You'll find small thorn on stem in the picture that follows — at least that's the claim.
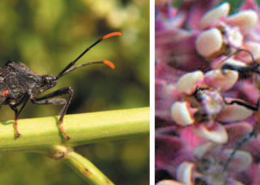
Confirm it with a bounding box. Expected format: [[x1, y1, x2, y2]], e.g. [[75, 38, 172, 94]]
[[58, 120, 70, 141]]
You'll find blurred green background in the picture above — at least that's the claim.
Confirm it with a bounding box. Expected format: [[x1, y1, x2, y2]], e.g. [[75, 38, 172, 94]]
[[0, 0, 149, 184]]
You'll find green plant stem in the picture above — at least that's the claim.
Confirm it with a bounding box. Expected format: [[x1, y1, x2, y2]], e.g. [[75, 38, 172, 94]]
[[64, 150, 114, 185], [0, 107, 149, 184], [0, 107, 149, 153]]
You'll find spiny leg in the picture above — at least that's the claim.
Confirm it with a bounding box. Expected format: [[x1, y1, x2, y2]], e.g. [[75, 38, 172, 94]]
[[31, 87, 74, 140], [10, 106, 20, 137], [10, 95, 30, 137]]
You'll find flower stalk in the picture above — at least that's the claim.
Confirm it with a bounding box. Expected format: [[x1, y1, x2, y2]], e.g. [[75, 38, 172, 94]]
[[64, 150, 115, 185]]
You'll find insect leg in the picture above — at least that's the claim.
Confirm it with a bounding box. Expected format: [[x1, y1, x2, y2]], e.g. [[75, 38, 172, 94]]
[[223, 98, 259, 171], [221, 63, 260, 74], [31, 87, 73, 140], [224, 99, 258, 111], [9, 95, 30, 137], [223, 131, 256, 171], [221, 48, 259, 73]]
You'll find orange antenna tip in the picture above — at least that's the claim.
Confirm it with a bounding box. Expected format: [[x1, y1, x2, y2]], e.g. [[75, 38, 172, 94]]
[[103, 60, 115, 69], [103, 32, 121, 39]]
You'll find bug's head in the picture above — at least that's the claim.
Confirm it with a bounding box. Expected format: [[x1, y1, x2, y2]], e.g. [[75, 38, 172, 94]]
[[41, 75, 58, 87]]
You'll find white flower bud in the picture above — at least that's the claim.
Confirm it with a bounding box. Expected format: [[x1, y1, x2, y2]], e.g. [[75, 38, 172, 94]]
[[204, 69, 238, 91], [200, 2, 230, 28], [227, 10, 258, 33], [176, 162, 195, 185], [196, 28, 223, 57], [171, 101, 194, 126], [193, 124, 228, 143], [176, 70, 204, 95], [218, 101, 253, 122]]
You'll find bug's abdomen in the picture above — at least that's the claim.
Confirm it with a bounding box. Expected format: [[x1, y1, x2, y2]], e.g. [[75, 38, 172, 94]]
[[0, 82, 9, 104], [3, 72, 26, 99]]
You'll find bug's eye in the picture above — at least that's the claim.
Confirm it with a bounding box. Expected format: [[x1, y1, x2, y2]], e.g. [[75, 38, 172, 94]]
[[42, 75, 56, 84]]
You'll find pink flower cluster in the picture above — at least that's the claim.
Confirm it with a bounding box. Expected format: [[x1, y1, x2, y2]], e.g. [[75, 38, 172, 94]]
[[155, 0, 260, 184]]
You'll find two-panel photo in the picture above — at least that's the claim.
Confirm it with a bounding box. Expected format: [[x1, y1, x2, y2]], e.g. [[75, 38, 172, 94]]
[[0, 0, 258, 185]]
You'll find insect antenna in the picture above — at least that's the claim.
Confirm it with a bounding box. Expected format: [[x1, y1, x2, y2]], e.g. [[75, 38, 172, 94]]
[[62, 60, 115, 75], [56, 32, 121, 79]]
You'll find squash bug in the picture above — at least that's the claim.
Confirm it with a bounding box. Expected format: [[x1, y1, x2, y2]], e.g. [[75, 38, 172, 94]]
[[221, 49, 260, 171], [0, 32, 121, 140]]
